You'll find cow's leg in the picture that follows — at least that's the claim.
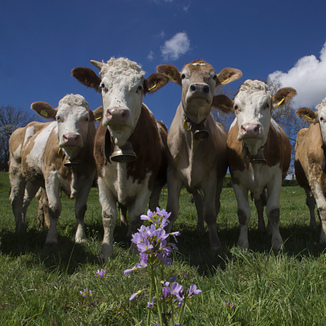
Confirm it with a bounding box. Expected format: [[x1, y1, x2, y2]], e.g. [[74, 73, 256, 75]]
[[74, 178, 93, 243], [166, 170, 182, 233], [148, 180, 163, 211], [203, 176, 220, 250], [23, 181, 41, 219], [35, 187, 50, 229], [9, 168, 26, 233], [233, 184, 251, 249], [193, 190, 205, 233], [304, 189, 317, 230], [310, 182, 326, 243], [44, 173, 61, 244], [98, 177, 118, 260], [119, 204, 128, 226], [254, 197, 266, 232], [128, 186, 152, 237], [266, 179, 283, 250]]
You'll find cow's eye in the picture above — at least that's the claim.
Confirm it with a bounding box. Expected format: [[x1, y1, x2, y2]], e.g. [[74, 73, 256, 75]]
[[100, 82, 108, 92], [136, 85, 143, 93], [56, 116, 62, 122], [320, 117, 324, 122], [181, 73, 186, 79], [234, 105, 239, 111], [264, 103, 270, 109]]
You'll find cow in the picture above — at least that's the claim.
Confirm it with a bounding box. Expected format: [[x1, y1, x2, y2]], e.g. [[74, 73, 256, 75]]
[[213, 79, 296, 250], [156, 59, 242, 250], [9, 94, 101, 245], [71, 57, 169, 260], [295, 98, 326, 242]]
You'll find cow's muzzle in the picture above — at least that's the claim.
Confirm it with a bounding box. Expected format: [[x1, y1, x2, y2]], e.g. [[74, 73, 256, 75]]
[[105, 107, 130, 125], [240, 123, 261, 139]]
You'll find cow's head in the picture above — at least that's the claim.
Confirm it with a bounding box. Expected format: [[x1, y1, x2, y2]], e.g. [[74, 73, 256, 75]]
[[157, 59, 242, 125], [31, 94, 101, 161], [213, 79, 296, 156], [72, 58, 169, 150], [296, 98, 326, 170], [296, 98, 326, 143]]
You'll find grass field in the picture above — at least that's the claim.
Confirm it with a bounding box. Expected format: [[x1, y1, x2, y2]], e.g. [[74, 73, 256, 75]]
[[1, 171, 326, 325]]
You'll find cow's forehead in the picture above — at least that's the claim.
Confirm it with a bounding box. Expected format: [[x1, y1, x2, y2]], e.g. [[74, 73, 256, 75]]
[[236, 79, 271, 104], [316, 98, 326, 115], [57, 94, 89, 115], [99, 57, 145, 83], [182, 59, 215, 74]]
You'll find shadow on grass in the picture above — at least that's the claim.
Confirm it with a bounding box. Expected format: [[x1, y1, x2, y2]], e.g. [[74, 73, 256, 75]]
[[170, 223, 326, 275], [1, 219, 325, 276]]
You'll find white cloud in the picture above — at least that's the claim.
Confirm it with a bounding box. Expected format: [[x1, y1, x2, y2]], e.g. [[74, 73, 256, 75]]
[[268, 42, 326, 108], [161, 32, 190, 61], [147, 51, 154, 60]]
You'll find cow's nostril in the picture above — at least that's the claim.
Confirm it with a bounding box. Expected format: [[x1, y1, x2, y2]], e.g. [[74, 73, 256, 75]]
[[203, 85, 209, 93], [190, 85, 196, 92]]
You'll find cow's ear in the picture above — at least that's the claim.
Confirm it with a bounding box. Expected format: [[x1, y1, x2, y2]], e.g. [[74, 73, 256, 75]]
[[272, 87, 297, 108], [156, 64, 181, 85], [144, 73, 170, 94], [216, 68, 242, 86], [31, 102, 57, 120], [91, 106, 103, 121], [212, 95, 234, 113], [295, 107, 317, 123], [71, 67, 101, 92]]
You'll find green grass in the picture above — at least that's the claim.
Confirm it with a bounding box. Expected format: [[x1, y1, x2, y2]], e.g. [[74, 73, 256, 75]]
[[1, 171, 326, 325]]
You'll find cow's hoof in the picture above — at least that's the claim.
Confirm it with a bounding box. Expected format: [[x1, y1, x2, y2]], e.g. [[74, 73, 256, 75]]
[[99, 243, 113, 261]]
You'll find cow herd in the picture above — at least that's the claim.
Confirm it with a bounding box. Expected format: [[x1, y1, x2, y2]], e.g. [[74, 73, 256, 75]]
[[7, 57, 326, 260]]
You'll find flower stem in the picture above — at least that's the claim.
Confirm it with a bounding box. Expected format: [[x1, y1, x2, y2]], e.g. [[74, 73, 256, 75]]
[[147, 266, 154, 326], [153, 270, 164, 326]]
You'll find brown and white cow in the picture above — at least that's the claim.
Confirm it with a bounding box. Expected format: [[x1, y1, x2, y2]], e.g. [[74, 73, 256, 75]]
[[9, 94, 100, 244], [214, 80, 296, 250], [71, 57, 169, 260], [295, 98, 326, 242], [156, 59, 242, 250]]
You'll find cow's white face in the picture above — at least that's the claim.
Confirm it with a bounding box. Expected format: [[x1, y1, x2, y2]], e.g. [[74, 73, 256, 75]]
[[233, 80, 273, 156], [55, 94, 91, 160], [317, 99, 326, 144], [98, 58, 145, 146], [181, 62, 217, 124]]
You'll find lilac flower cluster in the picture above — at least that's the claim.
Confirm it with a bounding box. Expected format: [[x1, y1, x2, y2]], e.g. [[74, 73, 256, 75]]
[[124, 208, 180, 275], [79, 288, 92, 298], [162, 280, 202, 305]]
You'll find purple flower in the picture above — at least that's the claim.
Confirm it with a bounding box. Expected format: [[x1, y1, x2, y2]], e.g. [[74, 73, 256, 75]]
[[129, 290, 142, 301], [95, 269, 107, 279], [224, 301, 235, 310], [147, 296, 155, 308], [79, 288, 92, 298], [170, 282, 184, 301], [187, 284, 202, 297]]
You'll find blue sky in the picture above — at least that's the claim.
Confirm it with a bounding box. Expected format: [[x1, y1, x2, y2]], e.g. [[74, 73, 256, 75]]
[[1, 0, 326, 128]]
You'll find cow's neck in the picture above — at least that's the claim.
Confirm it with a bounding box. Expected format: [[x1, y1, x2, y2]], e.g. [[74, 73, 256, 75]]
[[241, 142, 266, 164], [182, 114, 209, 141]]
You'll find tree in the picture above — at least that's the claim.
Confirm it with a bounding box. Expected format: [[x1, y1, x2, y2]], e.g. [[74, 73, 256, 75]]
[[0, 106, 36, 171]]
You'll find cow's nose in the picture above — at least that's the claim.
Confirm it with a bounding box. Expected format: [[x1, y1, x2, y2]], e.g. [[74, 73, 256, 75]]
[[189, 84, 210, 94], [241, 123, 261, 136], [106, 107, 130, 123], [63, 133, 81, 145]]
